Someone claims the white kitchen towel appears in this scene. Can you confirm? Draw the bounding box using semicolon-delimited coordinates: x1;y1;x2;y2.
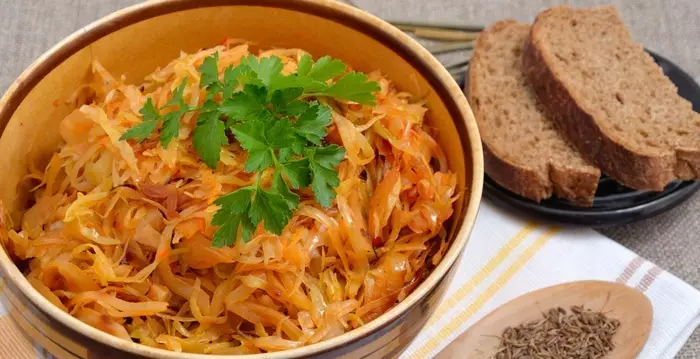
401;201;700;359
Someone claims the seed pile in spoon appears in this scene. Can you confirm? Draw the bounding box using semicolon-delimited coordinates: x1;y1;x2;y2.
493;305;620;359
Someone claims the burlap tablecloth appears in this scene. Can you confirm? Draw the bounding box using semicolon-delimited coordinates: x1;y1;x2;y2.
0;0;698;357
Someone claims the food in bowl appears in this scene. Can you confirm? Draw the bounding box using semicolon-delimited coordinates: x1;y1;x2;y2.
0;39;457;354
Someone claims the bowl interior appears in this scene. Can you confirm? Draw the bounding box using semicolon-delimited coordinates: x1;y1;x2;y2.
0;1;480;357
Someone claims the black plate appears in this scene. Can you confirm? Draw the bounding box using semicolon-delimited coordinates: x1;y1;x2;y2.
466;50;700;227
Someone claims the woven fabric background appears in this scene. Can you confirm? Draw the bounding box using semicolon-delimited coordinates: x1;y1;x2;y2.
0;0;698;357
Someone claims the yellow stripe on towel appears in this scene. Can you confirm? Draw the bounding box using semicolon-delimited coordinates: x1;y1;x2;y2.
425;222;539;326
410;226;561;359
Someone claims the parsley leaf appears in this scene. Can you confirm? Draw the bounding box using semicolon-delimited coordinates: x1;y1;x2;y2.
269;55;345;94
166;78;189;108
308;162;340;209
307;56;346;81
120;119;158;143
271;88;308;115
229;119;265;150
140;98;160;122
315;72;382;105
214;180;294;243
309;144;346;168
267;118;298;149
211;210;255;248
211;187;256;247
271;172;300;210
200;53;248;100
211;212;245;247
294;102;332;145
270;73;326;94
249;187;291;235
277;148;292;163
231;117;301;173
230;120;274;172
199;53;221;91
222;65;246;98
121;78;191;145
305;145;345;208
214;187;255;211
192;108;228;169
160;79;190;147
237;68;264;88
160;112;181;148
120;96;160;142
296;54;313;77
220;85;272;122
241;55;283;87
278;158;310;189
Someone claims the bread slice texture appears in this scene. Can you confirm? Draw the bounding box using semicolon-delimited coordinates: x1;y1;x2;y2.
468;20;600;205
524;6;700;190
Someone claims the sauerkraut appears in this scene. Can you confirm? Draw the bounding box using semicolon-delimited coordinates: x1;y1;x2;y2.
1;39;457;354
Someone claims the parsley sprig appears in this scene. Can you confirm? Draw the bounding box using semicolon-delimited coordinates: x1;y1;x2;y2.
121;79;192;147
121;52;380;247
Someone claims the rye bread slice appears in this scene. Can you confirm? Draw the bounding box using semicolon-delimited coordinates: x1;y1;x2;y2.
524;6;700;190
468;20;600;205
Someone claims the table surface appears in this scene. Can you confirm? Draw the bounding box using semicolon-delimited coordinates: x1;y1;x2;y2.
1;0;698;357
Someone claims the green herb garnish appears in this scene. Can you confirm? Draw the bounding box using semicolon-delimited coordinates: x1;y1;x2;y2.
121;79;191;148
120;52;380;247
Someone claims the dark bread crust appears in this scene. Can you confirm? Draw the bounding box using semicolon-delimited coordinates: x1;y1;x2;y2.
481;141;551;203
524;7;700;191
469;20;599;206
677;148;700;180
482;141;599;205
549;165;600;205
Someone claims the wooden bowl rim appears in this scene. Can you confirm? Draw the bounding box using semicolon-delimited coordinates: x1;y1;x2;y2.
0;0;484;357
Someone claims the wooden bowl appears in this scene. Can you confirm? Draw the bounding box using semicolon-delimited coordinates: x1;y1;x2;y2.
0;0;483;358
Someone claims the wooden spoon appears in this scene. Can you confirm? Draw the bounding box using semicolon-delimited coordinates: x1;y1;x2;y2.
436;280;653;359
